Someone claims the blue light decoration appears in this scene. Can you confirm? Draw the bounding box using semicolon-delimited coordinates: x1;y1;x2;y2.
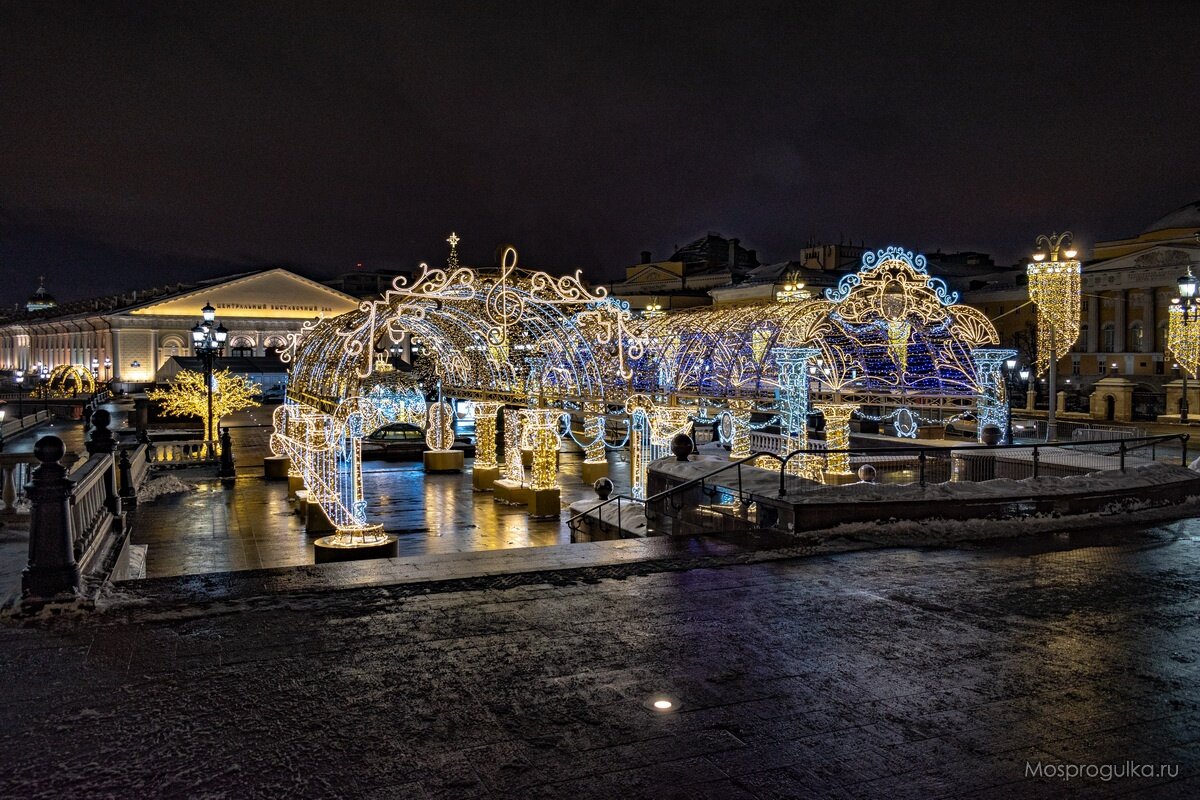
970;348;1018;442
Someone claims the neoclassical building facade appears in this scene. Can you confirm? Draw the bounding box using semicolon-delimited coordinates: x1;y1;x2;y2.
0;269;360;391
964;201;1200;419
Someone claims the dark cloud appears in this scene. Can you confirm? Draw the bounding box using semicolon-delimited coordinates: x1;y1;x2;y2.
1;1;1197;307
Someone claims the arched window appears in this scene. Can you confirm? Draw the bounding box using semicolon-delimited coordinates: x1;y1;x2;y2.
1102;323;1115;353
1129;322;1144;353
263;335;286;357
1075;325;1088;353
230;335;255;358
160;334;186;368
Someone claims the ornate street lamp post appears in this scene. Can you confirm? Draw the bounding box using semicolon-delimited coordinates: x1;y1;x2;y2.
1168;268;1198;423
14;372;24;419
1028;232;1081;441
191;302;228;457
39;364;49;414
1003;357;1018;443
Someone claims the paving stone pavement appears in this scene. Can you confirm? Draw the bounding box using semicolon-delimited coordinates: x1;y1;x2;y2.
2;521;1200;798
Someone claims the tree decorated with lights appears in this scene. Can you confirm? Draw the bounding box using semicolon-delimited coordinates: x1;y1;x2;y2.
149;368;261;440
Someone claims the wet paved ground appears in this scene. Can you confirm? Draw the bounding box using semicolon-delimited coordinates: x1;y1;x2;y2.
132;452;634;578
2;523;1199;798
7;404;635;578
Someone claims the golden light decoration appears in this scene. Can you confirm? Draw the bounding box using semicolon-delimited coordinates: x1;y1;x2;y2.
727;399;754;459
525;409;562;491
425;400;456;451
473;401;502;470
1026;231;1082;376
815;402;857;475
38;364;98;398
582;400;606;464
148;368;260;441
276;240;642;533
1167;305;1200;378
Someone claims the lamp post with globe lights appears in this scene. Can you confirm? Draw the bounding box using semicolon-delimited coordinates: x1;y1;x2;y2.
1168;268;1199;423
191;302;228;456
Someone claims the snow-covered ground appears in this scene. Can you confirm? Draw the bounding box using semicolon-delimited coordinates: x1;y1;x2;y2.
651;458;1199;504
136;474;197;504
568;498;647;536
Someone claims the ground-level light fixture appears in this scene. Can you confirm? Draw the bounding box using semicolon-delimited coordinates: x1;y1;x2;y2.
646;696;678;712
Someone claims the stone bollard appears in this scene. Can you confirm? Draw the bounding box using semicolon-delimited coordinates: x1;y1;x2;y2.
218;427;236;480
22;436;80;599
119;448;138;509
86;409;116;455
671;432;694;462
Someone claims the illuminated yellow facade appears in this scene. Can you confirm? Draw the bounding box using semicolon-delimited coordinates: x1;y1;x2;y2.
0;269;360;389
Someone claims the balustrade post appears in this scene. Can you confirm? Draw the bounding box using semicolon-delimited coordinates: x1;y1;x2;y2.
85;408;124;528
119;448;138;509
85;409;116;455
2;464;16;514
22;436;80;599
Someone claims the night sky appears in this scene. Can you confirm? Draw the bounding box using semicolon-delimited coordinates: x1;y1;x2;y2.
2;1;1197;309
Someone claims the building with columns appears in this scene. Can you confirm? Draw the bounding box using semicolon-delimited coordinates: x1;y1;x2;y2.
0;269;360;392
964;201;1200;419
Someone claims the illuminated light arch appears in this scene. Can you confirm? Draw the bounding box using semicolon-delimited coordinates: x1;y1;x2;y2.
626;246;1008;468
40;364;98;397
275;244;645;539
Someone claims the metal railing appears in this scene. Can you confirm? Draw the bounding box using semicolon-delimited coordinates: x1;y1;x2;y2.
567;451;783;535
569;433;1193;536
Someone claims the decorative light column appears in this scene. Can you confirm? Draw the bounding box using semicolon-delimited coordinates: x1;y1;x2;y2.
471;401;502;490
581;400;608;483
775;346;820;477
727;398;753;460
971;348;1018;443
1027;232;1081;441
190;302;228;454
525;409;562;518
814;402;857;477
1168;268;1199;423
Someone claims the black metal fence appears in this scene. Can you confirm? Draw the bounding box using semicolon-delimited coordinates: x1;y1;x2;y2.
568;433;1193;536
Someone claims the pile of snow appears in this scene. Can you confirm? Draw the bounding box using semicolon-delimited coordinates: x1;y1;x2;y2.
652;457;1198;505
793;462;1196;503
137;474;197;504
814;493;1200;545
125;544;147;579
568;498;647;535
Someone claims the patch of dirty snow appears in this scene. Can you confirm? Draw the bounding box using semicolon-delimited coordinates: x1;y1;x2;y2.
137;474;197;504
